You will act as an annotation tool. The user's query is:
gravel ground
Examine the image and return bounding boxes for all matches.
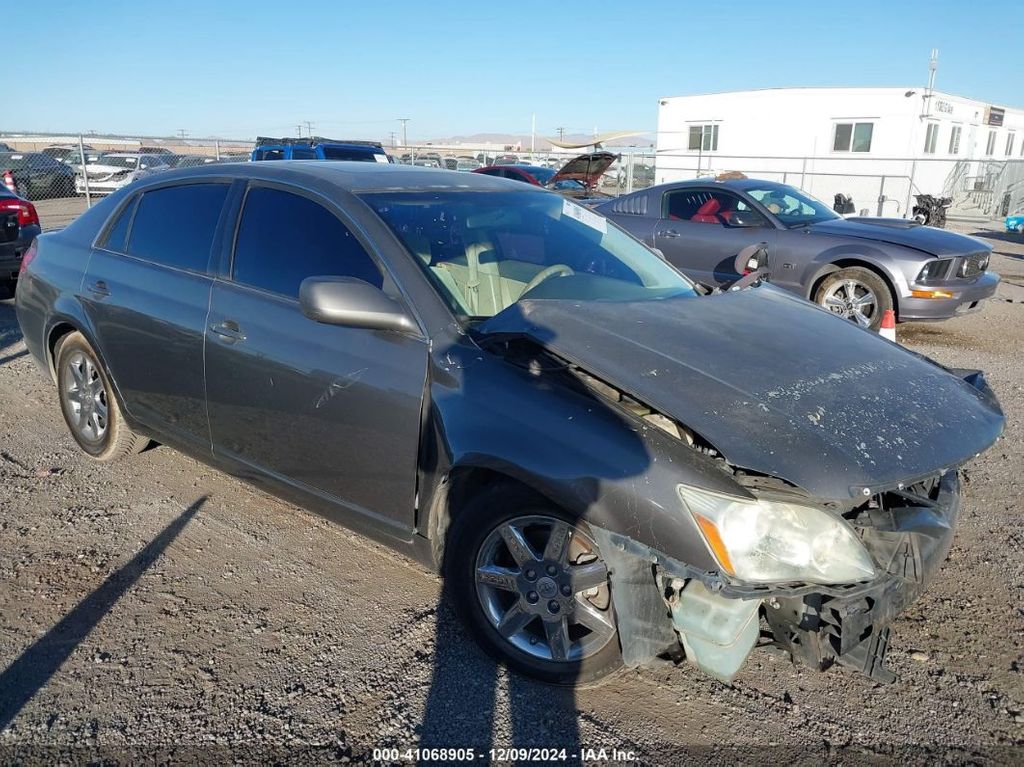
[0,208,1022,764]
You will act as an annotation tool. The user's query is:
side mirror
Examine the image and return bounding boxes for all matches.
[734,243,769,275]
[299,277,417,334]
[725,211,768,229]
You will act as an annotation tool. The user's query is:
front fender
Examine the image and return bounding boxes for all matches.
[800,241,910,299]
[421,341,741,574]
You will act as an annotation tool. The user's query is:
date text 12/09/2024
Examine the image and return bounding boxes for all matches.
[372,747,639,762]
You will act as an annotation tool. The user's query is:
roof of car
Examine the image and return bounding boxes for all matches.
[660,177,789,192]
[136,159,540,193]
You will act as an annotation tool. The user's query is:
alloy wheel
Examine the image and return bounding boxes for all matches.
[61,351,108,442]
[821,279,877,327]
[474,515,615,664]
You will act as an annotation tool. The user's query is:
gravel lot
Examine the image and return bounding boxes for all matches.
[1,200,1022,764]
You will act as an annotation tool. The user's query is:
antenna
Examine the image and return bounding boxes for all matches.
[927,49,938,94]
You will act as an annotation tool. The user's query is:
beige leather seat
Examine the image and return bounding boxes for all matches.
[434,241,546,316]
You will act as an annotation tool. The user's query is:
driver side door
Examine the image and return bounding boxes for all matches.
[653,188,775,286]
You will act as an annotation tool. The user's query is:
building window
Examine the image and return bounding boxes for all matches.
[948,125,961,154]
[833,122,873,152]
[923,123,939,154]
[1006,132,1016,156]
[687,124,719,152]
[985,130,997,156]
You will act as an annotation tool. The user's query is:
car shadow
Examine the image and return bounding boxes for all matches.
[0,496,206,732]
[967,230,1024,260]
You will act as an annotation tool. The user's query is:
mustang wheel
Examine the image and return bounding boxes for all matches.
[446,484,621,686]
[55,332,149,461]
[814,266,893,331]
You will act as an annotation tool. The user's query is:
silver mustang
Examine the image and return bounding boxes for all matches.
[594,178,999,329]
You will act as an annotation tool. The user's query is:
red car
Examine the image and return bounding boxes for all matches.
[473,152,616,198]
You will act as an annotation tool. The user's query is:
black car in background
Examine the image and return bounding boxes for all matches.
[14,162,1003,688]
[0,151,76,200]
[0,187,40,292]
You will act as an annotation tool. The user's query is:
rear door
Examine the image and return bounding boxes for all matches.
[653,187,775,286]
[81,181,232,448]
[204,183,428,540]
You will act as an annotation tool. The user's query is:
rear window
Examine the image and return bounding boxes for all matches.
[0,153,30,170]
[321,146,383,162]
[290,148,317,159]
[127,183,229,272]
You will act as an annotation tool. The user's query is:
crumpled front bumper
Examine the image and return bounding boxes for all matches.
[592,471,963,685]
[765,471,960,683]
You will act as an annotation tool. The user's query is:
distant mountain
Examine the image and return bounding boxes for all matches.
[418,132,655,150]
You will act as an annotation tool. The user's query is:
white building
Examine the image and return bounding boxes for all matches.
[655,87,1024,218]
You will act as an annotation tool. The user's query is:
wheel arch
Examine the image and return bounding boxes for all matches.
[426,465,571,571]
[807,257,901,318]
[44,316,135,426]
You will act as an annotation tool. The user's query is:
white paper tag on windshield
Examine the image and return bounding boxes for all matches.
[374,153,390,164]
[562,198,607,233]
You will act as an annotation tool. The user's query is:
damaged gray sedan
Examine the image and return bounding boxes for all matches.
[16,163,1004,686]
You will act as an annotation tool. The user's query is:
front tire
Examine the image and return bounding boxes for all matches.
[55,332,149,461]
[814,266,894,331]
[444,483,622,686]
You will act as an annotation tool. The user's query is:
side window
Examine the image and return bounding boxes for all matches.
[664,190,767,227]
[256,149,284,161]
[232,186,383,298]
[127,183,229,272]
[101,195,138,252]
[290,147,317,159]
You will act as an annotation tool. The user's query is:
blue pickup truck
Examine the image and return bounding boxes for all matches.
[251,136,392,163]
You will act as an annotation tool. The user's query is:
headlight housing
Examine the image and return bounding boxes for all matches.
[917,258,952,282]
[678,484,876,585]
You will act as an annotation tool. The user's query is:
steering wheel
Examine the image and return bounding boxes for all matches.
[522,264,575,294]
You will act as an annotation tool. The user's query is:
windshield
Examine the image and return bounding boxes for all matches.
[746,184,840,228]
[523,166,556,184]
[363,190,696,320]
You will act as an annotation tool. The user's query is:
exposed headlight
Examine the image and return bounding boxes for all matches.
[678,484,876,585]
[917,258,952,281]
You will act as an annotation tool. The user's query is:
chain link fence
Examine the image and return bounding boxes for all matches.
[3,132,1021,226]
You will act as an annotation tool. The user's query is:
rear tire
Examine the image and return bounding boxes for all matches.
[444,483,622,687]
[814,266,894,331]
[55,332,149,461]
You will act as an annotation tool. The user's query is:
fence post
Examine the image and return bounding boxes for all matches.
[800,157,807,189]
[876,175,886,217]
[625,153,634,194]
[214,139,220,161]
[904,160,917,220]
[78,134,91,208]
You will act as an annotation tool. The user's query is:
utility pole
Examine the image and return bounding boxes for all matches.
[556,127,566,142]
[397,118,410,148]
[295,123,303,137]
[176,128,188,141]
[304,120,314,138]
[388,131,398,147]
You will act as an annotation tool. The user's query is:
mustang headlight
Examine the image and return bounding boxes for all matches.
[678,484,875,585]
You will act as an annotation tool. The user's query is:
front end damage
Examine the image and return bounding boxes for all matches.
[591,470,962,684]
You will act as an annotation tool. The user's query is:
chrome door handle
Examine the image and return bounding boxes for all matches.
[657,229,680,238]
[209,321,246,343]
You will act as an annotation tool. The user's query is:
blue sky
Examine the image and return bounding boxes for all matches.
[7,0,1023,141]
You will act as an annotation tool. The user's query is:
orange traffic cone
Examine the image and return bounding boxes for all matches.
[2,169,15,195]
[879,309,896,342]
